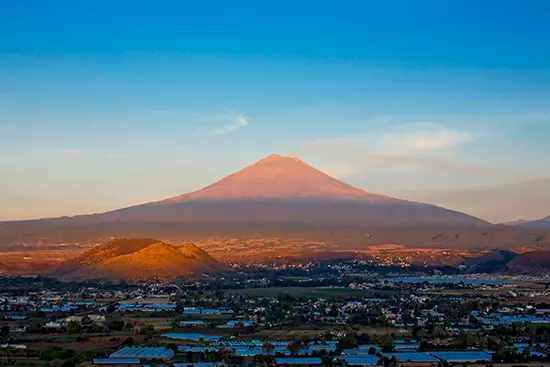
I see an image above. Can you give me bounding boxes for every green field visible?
[226,287,389,298]
[0,357,48,366]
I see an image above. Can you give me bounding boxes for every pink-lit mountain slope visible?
[166,154,397,202]
[93,154,487,227]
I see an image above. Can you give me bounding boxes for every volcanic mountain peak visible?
[165,154,395,202]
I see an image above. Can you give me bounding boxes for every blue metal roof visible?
[431,351,492,362]
[344,356,379,365]
[4,315,27,320]
[110,346,174,360]
[93,358,140,364]
[357,344,380,350]
[382,352,438,362]
[161,333,222,341]
[275,357,323,365]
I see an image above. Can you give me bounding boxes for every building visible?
[109,346,174,360]
[275,358,323,366]
[430,351,492,363]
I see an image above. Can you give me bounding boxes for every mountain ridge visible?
[506,215,550,229]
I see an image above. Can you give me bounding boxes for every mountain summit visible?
[164,154,395,202]
[93,154,486,227]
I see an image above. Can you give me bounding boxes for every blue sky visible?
[1,0,550,222]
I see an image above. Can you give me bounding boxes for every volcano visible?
[0,154,489,244]
[64,153,485,228]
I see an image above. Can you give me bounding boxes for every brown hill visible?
[60,238,221,279]
[63,238,161,271]
[506,250,550,274]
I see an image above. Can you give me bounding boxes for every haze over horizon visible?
[2,1,550,223]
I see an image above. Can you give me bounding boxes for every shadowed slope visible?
[506,250,550,273]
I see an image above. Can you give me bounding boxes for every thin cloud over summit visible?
[209,113,251,135]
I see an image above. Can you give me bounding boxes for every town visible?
[1,262,550,367]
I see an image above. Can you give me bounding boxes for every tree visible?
[322,355,333,367]
[105,319,125,331]
[138,324,155,336]
[205,350,222,362]
[288,340,302,355]
[414,327,427,339]
[51,359,76,367]
[165,343,178,353]
[337,335,357,350]
[492,351,505,362]
[66,321,81,334]
[432,325,447,340]
[262,341,275,355]
[80,316,92,325]
[377,335,394,353]
[0,326,10,341]
[106,304,117,313]
[121,337,135,346]
[124,322,134,332]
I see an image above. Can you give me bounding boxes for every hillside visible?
[464,249,519,265]
[59,238,221,279]
[513,216,550,229]
[63,238,161,271]
[506,251,550,274]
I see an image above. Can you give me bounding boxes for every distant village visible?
[2,263,550,367]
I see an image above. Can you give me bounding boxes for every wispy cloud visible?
[209,113,251,135]
[298,122,530,179]
[369,123,474,153]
